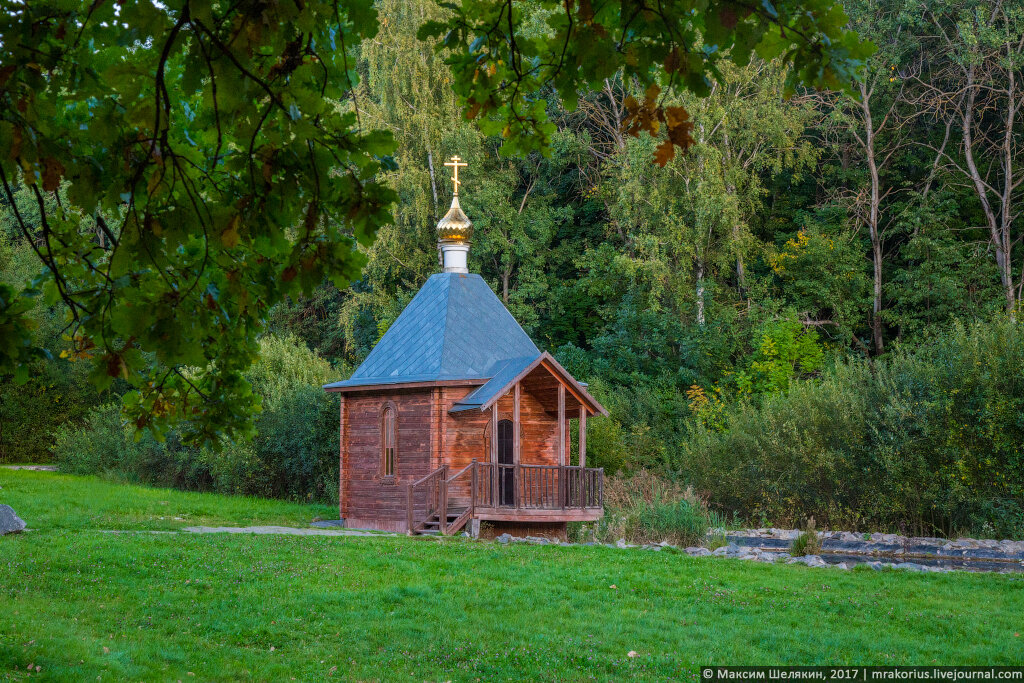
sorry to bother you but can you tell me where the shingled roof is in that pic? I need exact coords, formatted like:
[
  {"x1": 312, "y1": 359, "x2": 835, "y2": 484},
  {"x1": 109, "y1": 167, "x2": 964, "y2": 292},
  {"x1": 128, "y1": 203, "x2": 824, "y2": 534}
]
[{"x1": 323, "y1": 273, "x2": 541, "y2": 390}]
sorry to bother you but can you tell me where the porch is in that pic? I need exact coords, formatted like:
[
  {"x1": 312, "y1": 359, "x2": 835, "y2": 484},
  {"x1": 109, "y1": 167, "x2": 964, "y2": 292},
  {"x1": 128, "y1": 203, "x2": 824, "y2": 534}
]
[{"x1": 407, "y1": 460, "x2": 604, "y2": 535}]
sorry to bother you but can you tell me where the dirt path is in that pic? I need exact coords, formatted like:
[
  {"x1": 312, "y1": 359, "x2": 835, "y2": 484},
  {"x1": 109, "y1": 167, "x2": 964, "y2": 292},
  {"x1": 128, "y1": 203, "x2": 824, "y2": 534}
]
[
  {"x1": 1, "y1": 465, "x2": 58, "y2": 471},
  {"x1": 182, "y1": 525, "x2": 394, "y2": 537}
]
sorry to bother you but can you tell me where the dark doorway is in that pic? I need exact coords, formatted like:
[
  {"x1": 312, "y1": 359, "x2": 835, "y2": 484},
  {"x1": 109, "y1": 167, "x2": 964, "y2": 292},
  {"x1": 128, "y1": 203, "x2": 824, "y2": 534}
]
[{"x1": 497, "y1": 419, "x2": 515, "y2": 506}]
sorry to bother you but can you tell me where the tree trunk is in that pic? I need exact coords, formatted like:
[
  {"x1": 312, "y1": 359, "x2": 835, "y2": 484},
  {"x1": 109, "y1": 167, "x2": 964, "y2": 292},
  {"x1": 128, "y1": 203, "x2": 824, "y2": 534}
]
[
  {"x1": 860, "y1": 82, "x2": 885, "y2": 355},
  {"x1": 695, "y1": 260, "x2": 706, "y2": 326},
  {"x1": 961, "y1": 62, "x2": 1017, "y2": 317},
  {"x1": 427, "y1": 149, "x2": 439, "y2": 213}
]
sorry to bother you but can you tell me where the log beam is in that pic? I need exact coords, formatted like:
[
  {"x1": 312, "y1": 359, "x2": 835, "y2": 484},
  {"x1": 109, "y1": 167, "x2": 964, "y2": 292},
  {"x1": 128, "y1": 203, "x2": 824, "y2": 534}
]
[
  {"x1": 557, "y1": 384, "x2": 565, "y2": 466},
  {"x1": 578, "y1": 405, "x2": 587, "y2": 468}
]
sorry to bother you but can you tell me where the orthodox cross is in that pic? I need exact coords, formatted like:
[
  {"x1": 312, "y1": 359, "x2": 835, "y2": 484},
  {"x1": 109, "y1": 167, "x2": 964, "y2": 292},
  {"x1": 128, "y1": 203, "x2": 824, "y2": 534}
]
[{"x1": 444, "y1": 155, "x2": 468, "y2": 195}]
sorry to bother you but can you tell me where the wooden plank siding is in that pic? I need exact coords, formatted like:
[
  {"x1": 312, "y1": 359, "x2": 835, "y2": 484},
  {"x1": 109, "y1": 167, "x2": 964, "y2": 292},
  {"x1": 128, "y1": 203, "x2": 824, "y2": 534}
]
[
  {"x1": 440, "y1": 384, "x2": 562, "y2": 507},
  {"x1": 342, "y1": 389, "x2": 434, "y2": 530}
]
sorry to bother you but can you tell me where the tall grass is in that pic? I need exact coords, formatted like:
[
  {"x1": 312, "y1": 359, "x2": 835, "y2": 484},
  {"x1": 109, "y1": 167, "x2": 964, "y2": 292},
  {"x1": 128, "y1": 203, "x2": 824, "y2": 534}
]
[{"x1": 589, "y1": 469, "x2": 722, "y2": 546}]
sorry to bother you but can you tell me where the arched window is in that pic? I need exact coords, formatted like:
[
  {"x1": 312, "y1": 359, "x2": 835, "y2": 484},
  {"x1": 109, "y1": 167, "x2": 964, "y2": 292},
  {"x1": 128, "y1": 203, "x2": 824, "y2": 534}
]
[{"x1": 381, "y1": 404, "x2": 397, "y2": 479}]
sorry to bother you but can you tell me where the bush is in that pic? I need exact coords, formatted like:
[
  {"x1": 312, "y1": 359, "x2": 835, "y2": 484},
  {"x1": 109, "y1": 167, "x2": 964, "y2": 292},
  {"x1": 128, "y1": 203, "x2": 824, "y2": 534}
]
[
  {"x1": 679, "y1": 319, "x2": 1024, "y2": 539},
  {"x1": 54, "y1": 335, "x2": 341, "y2": 504}
]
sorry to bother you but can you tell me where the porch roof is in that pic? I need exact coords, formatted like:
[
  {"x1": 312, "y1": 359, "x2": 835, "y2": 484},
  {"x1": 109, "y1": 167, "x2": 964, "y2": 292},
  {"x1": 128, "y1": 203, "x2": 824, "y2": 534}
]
[{"x1": 449, "y1": 351, "x2": 608, "y2": 417}]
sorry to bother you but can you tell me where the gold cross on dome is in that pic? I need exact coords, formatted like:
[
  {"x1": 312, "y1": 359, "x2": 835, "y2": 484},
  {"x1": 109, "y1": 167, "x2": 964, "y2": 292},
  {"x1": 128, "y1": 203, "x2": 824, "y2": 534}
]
[{"x1": 444, "y1": 155, "x2": 468, "y2": 195}]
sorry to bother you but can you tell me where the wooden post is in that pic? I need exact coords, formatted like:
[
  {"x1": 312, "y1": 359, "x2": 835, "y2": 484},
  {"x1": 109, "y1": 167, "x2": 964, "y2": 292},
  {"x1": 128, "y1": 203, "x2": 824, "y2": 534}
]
[
  {"x1": 558, "y1": 463, "x2": 565, "y2": 509},
  {"x1": 490, "y1": 404, "x2": 498, "y2": 506},
  {"x1": 440, "y1": 474, "x2": 449, "y2": 535},
  {"x1": 557, "y1": 384, "x2": 565, "y2": 466},
  {"x1": 513, "y1": 382, "x2": 521, "y2": 508},
  {"x1": 406, "y1": 483, "x2": 414, "y2": 535},
  {"x1": 470, "y1": 459, "x2": 477, "y2": 514},
  {"x1": 338, "y1": 395, "x2": 346, "y2": 521},
  {"x1": 491, "y1": 403, "x2": 499, "y2": 463},
  {"x1": 513, "y1": 383, "x2": 521, "y2": 463},
  {"x1": 579, "y1": 405, "x2": 587, "y2": 468}
]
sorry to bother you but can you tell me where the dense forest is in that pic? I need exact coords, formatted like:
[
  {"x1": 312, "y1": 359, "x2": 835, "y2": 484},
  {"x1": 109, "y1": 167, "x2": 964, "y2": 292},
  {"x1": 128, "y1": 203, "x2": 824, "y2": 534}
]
[{"x1": 2, "y1": 0, "x2": 1022, "y2": 537}]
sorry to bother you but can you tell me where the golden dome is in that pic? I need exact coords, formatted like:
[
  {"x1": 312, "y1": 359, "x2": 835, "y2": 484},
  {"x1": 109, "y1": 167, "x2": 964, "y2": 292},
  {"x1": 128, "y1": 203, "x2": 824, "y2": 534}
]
[{"x1": 436, "y1": 194, "x2": 473, "y2": 243}]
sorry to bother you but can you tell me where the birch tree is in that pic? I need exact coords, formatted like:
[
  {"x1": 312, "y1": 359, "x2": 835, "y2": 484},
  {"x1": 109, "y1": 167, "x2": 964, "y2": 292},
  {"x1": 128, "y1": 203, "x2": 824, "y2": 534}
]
[{"x1": 906, "y1": 0, "x2": 1024, "y2": 316}]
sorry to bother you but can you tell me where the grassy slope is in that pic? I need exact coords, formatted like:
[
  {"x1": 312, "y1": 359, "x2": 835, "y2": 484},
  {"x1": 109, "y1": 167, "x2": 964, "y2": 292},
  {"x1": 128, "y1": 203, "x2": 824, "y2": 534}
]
[
  {"x1": 1, "y1": 471, "x2": 1022, "y2": 681},
  {"x1": 1, "y1": 470, "x2": 336, "y2": 530}
]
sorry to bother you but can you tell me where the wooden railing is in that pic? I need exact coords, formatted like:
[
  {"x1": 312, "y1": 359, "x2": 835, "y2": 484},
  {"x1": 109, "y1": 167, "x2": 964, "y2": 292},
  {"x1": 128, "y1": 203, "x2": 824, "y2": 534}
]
[
  {"x1": 407, "y1": 461, "x2": 604, "y2": 535},
  {"x1": 443, "y1": 463, "x2": 475, "y2": 534},
  {"x1": 473, "y1": 462, "x2": 604, "y2": 510},
  {"x1": 406, "y1": 465, "x2": 447, "y2": 534}
]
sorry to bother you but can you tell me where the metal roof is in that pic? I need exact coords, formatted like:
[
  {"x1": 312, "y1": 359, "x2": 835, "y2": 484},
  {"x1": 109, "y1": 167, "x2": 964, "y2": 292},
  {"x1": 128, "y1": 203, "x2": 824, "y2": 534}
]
[
  {"x1": 323, "y1": 273, "x2": 541, "y2": 390},
  {"x1": 447, "y1": 355, "x2": 538, "y2": 412}
]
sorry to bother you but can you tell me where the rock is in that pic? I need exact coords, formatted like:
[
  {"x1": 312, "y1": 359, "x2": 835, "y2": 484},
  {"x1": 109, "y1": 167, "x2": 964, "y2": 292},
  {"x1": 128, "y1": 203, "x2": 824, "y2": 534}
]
[
  {"x1": 310, "y1": 519, "x2": 346, "y2": 529},
  {"x1": 867, "y1": 561, "x2": 885, "y2": 571},
  {"x1": 718, "y1": 542, "x2": 744, "y2": 557},
  {"x1": 893, "y1": 562, "x2": 926, "y2": 572},
  {"x1": 615, "y1": 538, "x2": 628, "y2": 549},
  {"x1": 0, "y1": 505, "x2": 26, "y2": 535},
  {"x1": 495, "y1": 533, "x2": 512, "y2": 544},
  {"x1": 836, "y1": 563, "x2": 850, "y2": 570},
  {"x1": 711, "y1": 545, "x2": 730, "y2": 557},
  {"x1": 805, "y1": 555, "x2": 828, "y2": 568},
  {"x1": 686, "y1": 547, "x2": 712, "y2": 557},
  {"x1": 523, "y1": 536, "x2": 550, "y2": 545}
]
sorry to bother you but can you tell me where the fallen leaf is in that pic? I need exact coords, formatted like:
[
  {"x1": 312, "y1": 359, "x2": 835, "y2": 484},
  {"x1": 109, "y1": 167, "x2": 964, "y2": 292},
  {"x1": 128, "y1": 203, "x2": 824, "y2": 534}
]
[
  {"x1": 609, "y1": 584, "x2": 617, "y2": 589},
  {"x1": 102, "y1": 647, "x2": 109, "y2": 654},
  {"x1": 628, "y1": 650, "x2": 638, "y2": 658}
]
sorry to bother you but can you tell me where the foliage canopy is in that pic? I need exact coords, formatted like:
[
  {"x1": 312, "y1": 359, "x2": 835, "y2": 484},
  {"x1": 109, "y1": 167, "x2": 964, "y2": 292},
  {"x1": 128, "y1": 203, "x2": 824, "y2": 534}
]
[{"x1": 0, "y1": 0, "x2": 872, "y2": 443}]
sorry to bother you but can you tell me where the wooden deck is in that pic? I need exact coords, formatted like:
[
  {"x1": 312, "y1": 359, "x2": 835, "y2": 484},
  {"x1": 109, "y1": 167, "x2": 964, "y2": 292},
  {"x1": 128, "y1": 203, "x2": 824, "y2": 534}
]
[
  {"x1": 472, "y1": 507, "x2": 604, "y2": 523},
  {"x1": 406, "y1": 461, "x2": 604, "y2": 534}
]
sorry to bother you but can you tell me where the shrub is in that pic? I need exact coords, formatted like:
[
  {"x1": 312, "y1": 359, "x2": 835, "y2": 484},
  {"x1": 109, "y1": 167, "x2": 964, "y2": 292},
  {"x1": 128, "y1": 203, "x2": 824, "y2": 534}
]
[
  {"x1": 54, "y1": 402, "x2": 135, "y2": 475},
  {"x1": 679, "y1": 318, "x2": 1024, "y2": 539},
  {"x1": 54, "y1": 335, "x2": 341, "y2": 504}
]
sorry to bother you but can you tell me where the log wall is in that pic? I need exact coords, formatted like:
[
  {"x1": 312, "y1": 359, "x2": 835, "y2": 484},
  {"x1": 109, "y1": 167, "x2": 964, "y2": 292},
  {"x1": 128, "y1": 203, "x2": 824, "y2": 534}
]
[{"x1": 342, "y1": 388, "x2": 434, "y2": 529}]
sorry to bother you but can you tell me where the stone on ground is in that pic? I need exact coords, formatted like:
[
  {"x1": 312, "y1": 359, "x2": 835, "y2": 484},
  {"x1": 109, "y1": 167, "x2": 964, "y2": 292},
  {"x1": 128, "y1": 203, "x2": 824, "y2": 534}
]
[{"x1": 0, "y1": 504, "x2": 26, "y2": 535}]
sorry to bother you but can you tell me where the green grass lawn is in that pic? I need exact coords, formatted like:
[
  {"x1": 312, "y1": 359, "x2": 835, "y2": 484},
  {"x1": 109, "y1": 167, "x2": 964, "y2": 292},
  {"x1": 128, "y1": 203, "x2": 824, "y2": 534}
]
[
  {"x1": 1, "y1": 470, "x2": 1022, "y2": 681},
  {"x1": 1, "y1": 470, "x2": 336, "y2": 531}
]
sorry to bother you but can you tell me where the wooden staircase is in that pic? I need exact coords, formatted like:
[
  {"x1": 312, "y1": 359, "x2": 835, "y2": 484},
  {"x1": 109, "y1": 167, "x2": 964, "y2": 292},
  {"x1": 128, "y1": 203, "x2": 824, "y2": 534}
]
[
  {"x1": 417, "y1": 505, "x2": 470, "y2": 535},
  {"x1": 406, "y1": 463, "x2": 475, "y2": 536}
]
